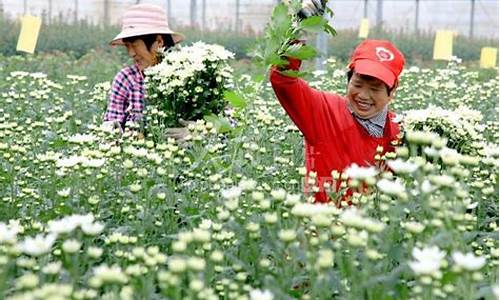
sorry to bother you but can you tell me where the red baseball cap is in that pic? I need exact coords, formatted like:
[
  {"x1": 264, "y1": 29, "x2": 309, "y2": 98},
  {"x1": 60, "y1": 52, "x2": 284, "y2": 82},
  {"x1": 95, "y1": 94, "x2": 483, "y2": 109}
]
[{"x1": 348, "y1": 39, "x2": 405, "y2": 87}]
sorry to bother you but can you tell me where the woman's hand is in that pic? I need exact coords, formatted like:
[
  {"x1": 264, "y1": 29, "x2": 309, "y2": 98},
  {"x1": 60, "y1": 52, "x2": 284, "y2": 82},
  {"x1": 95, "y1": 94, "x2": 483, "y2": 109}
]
[{"x1": 165, "y1": 119, "x2": 195, "y2": 144}]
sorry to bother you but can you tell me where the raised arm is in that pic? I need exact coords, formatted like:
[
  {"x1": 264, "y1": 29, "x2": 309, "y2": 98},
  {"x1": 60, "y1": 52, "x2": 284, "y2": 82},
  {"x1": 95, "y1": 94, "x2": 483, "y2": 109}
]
[{"x1": 270, "y1": 57, "x2": 332, "y2": 144}]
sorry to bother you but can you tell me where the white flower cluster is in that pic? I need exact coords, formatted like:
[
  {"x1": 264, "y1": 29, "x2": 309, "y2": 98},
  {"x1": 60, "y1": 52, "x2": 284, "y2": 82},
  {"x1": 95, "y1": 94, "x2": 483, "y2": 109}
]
[
  {"x1": 408, "y1": 245, "x2": 446, "y2": 276},
  {"x1": 17, "y1": 214, "x2": 104, "y2": 257},
  {"x1": 409, "y1": 246, "x2": 487, "y2": 277},
  {"x1": 144, "y1": 42, "x2": 235, "y2": 127},
  {"x1": 402, "y1": 105, "x2": 484, "y2": 155}
]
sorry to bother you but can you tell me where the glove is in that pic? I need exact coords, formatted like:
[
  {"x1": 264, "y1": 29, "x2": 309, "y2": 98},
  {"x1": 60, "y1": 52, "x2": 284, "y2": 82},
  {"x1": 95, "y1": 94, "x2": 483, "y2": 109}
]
[
  {"x1": 297, "y1": 0, "x2": 327, "y2": 20},
  {"x1": 165, "y1": 119, "x2": 195, "y2": 144},
  {"x1": 165, "y1": 127, "x2": 189, "y2": 142},
  {"x1": 101, "y1": 120, "x2": 123, "y2": 133}
]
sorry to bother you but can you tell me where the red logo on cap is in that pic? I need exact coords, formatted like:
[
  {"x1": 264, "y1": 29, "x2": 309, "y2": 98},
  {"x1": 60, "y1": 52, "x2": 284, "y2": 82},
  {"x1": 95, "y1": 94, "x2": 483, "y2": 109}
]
[{"x1": 376, "y1": 47, "x2": 394, "y2": 62}]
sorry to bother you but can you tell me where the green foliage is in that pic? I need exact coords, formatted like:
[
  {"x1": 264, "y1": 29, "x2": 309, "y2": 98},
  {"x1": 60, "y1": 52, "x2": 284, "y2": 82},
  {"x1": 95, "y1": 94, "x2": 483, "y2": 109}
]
[
  {"x1": 255, "y1": 1, "x2": 336, "y2": 75},
  {"x1": 224, "y1": 90, "x2": 247, "y2": 109},
  {"x1": 203, "y1": 114, "x2": 233, "y2": 133}
]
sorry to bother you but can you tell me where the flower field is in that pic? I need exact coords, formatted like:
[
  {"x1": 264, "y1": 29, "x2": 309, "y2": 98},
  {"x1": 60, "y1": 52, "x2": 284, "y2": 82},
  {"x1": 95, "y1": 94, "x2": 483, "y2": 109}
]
[{"x1": 0, "y1": 53, "x2": 498, "y2": 299}]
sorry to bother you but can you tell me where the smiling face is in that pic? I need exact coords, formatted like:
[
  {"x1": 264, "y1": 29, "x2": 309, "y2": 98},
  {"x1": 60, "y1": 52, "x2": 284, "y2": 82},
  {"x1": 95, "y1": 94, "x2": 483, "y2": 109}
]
[
  {"x1": 347, "y1": 72, "x2": 396, "y2": 119},
  {"x1": 123, "y1": 35, "x2": 164, "y2": 71}
]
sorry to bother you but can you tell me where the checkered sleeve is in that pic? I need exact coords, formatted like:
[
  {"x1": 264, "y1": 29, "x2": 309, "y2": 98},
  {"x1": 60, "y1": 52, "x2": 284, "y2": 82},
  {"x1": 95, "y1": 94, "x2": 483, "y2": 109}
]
[{"x1": 103, "y1": 70, "x2": 130, "y2": 123}]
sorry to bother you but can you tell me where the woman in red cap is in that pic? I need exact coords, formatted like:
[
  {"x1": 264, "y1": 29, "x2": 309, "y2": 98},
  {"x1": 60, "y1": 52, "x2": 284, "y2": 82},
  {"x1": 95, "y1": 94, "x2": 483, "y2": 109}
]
[
  {"x1": 271, "y1": 2, "x2": 406, "y2": 205},
  {"x1": 103, "y1": 4, "x2": 184, "y2": 132}
]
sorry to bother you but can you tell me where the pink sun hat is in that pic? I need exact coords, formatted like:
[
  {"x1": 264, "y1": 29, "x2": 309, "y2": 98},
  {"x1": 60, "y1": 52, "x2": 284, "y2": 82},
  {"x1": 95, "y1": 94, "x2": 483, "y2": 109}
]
[{"x1": 110, "y1": 4, "x2": 184, "y2": 46}]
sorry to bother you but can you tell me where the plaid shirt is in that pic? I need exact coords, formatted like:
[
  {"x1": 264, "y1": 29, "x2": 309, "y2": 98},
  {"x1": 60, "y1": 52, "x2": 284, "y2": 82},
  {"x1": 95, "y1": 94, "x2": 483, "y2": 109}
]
[
  {"x1": 104, "y1": 64, "x2": 145, "y2": 125},
  {"x1": 347, "y1": 104, "x2": 388, "y2": 138}
]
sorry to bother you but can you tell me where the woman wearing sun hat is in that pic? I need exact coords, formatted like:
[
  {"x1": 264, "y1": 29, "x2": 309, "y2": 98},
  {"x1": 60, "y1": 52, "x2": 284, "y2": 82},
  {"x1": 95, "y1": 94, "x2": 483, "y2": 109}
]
[{"x1": 103, "y1": 3, "x2": 184, "y2": 132}]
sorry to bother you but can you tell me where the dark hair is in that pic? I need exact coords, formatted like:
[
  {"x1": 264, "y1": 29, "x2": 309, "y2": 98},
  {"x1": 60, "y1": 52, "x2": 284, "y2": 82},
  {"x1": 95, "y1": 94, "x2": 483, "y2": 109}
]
[
  {"x1": 122, "y1": 34, "x2": 175, "y2": 51},
  {"x1": 347, "y1": 69, "x2": 394, "y2": 95}
]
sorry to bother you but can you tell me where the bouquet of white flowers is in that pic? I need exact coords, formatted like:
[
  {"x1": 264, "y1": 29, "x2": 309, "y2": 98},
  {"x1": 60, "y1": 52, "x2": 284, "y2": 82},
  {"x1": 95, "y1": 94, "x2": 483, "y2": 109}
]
[
  {"x1": 402, "y1": 105, "x2": 485, "y2": 155},
  {"x1": 144, "y1": 42, "x2": 234, "y2": 128}
]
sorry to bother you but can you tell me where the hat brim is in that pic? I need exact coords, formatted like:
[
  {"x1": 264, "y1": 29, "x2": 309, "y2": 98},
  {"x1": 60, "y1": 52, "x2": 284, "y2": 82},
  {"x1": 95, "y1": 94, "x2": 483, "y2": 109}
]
[
  {"x1": 351, "y1": 59, "x2": 396, "y2": 87},
  {"x1": 110, "y1": 28, "x2": 184, "y2": 46}
]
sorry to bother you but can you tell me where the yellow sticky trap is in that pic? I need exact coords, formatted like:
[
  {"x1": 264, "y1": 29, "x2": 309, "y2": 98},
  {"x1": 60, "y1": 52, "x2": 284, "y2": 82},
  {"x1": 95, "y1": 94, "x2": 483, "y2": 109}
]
[
  {"x1": 480, "y1": 47, "x2": 498, "y2": 68},
  {"x1": 16, "y1": 15, "x2": 42, "y2": 54},
  {"x1": 433, "y1": 30, "x2": 454, "y2": 61},
  {"x1": 358, "y1": 18, "x2": 369, "y2": 39}
]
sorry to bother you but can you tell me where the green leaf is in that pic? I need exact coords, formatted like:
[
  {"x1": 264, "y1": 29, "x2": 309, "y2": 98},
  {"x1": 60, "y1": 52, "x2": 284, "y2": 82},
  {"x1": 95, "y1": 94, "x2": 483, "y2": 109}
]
[
  {"x1": 224, "y1": 91, "x2": 247, "y2": 109},
  {"x1": 264, "y1": 52, "x2": 288, "y2": 67},
  {"x1": 253, "y1": 74, "x2": 264, "y2": 82},
  {"x1": 325, "y1": 6, "x2": 335, "y2": 18},
  {"x1": 271, "y1": 3, "x2": 292, "y2": 36},
  {"x1": 280, "y1": 70, "x2": 308, "y2": 78},
  {"x1": 264, "y1": 35, "x2": 282, "y2": 55},
  {"x1": 324, "y1": 23, "x2": 337, "y2": 36},
  {"x1": 272, "y1": 3, "x2": 288, "y2": 22},
  {"x1": 284, "y1": 44, "x2": 317, "y2": 60},
  {"x1": 204, "y1": 114, "x2": 232, "y2": 134},
  {"x1": 299, "y1": 16, "x2": 327, "y2": 33}
]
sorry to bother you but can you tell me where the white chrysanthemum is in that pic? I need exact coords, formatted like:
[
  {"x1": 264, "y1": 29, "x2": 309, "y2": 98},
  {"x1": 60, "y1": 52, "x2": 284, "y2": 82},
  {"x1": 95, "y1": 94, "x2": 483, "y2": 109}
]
[
  {"x1": 316, "y1": 249, "x2": 334, "y2": 269},
  {"x1": 339, "y1": 207, "x2": 385, "y2": 232},
  {"x1": 169, "y1": 257, "x2": 187, "y2": 273},
  {"x1": 0, "y1": 222, "x2": 20, "y2": 243},
  {"x1": 48, "y1": 214, "x2": 95, "y2": 235},
  {"x1": 10, "y1": 71, "x2": 29, "y2": 77},
  {"x1": 62, "y1": 239, "x2": 81, "y2": 253},
  {"x1": 198, "y1": 219, "x2": 212, "y2": 230},
  {"x1": 82, "y1": 158, "x2": 106, "y2": 168},
  {"x1": 339, "y1": 207, "x2": 366, "y2": 228},
  {"x1": 192, "y1": 228, "x2": 211, "y2": 242},
  {"x1": 48, "y1": 218, "x2": 79, "y2": 234},
  {"x1": 221, "y1": 186, "x2": 242, "y2": 200},
  {"x1": 423, "y1": 146, "x2": 439, "y2": 157},
  {"x1": 278, "y1": 229, "x2": 296, "y2": 242},
  {"x1": 82, "y1": 222, "x2": 105, "y2": 235},
  {"x1": 56, "y1": 155, "x2": 83, "y2": 168},
  {"x1": 387, "y1": 159, "x2": 419, "y2": 174},
  {"x1": 187, "y1": 256, "x2": 206, "y2": 271},
  {"x1": 344, "y1": 163, "x2": 378, "y2": 180},
  {"x1": 57, "y1": 188, "x2": 71, "y2": 197},
  {"x1": 402, "y1": 221, "x2": 425, "y2": 234},
  {"x1": 249, "y1": 289, "x2": 274, "y2": 300},
  {"x1": 90, "y1": 264, "x2": 128, "y2": 287},
  {"x1": 403, "y1": 105, "x2": 484, "y2": 155},
  {"x1": 420, "y1": 180, "x2": 434, "y2": 193},
  {"x1": 71, "y1": 214, "x2": 95, "y2": 226},
  {"x1": 408, "y1": 245, "x2": 446, "y2": 275},
  {"x1": 238, "y1": 179, "x2": 257, "y2": 191},
  {"x1": 452, "y1": 251, "x2": 486, "y2": 271},
  {"x1": 429, "y1": 174, "x2": 455, "y2": 187},
  {"x1": 270, "y1": 189, "x2": 287, "y2": 200},
  {"x1": 291, "y1": 203, "x2": 340, "y2": 217},
  {"x1": 404, "y1": 131, "x2": 439, "y2": 145},
  {"x1": 42, "y1": 261, "x2": 62, "y2": 274},
  {"x1": 376, "y1": 178, "x2": 406, "y2": 196},
  {"x1": 439, "y1": 147, "x2": 461, "y2": 165},
  {"x1": 67, "y1": 133, "x2": 96, "y2": 144},
  {"x1": 20, "y1": 234, "x2": 57, "y2": 256}
]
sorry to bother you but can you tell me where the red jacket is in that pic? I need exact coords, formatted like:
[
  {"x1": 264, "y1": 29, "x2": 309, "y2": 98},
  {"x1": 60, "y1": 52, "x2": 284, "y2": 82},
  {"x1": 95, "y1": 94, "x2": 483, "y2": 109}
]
[{"x1": 270, "y1": 60, "x2": 400, "y2": 203}]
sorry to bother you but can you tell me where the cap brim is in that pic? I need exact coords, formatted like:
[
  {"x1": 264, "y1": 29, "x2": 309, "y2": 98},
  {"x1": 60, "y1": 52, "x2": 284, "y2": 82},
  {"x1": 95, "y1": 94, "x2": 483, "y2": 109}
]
[
  {"x1": 110, "y1": 29, "x2": 184, "y2": 46},
  {"x1": 351, "y1": 59, "x2": 396, "y2": 87}
]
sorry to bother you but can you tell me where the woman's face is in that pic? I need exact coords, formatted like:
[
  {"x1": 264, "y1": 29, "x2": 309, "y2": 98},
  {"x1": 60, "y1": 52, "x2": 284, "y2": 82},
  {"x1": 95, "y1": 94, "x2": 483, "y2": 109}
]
[
  {"x1": 124, "y1": 36, "x2": 163, "y2": 71},
  {"x1": 347, "y1": 72, "x2": 395, "y2": 119}
]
